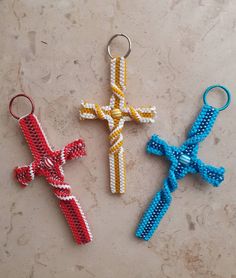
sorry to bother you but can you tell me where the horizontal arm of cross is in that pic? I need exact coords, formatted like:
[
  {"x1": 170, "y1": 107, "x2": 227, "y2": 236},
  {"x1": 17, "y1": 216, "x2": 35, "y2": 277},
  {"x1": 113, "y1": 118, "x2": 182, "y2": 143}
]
[
  {"x1": 15, "y1": 163, "x2": 36, "y2": 186},
  {"x1": 124, "y1": 106, "x2": 156, "y2": 123},
  {"x1": 15, "y1": 139, "x2": 86, "y2": 187},
  {"x1": 146, "y1": 135, "x2": 177, "y2": 161},
  {"x1": 60, "y1": 139, "x2": 86, "y2": 163},
  {"x1": 80, "y1": 101, "x2": 111, "y2": 120},
  {"x1": 190, "y1": 158, "x2": 225, "y2": 186}
]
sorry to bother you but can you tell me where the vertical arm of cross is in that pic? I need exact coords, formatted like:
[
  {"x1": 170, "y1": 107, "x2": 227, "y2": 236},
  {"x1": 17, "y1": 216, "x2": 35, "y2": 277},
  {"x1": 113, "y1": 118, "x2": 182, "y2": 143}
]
[
  {"x1": 46, "y1": 174, "x2": 92, "y2": 245},
  {"x1": 109, "y1": 118, "x2": 126, "y2": 193},
  {"x1": 110, "y1": 57, "x2": 156, "y2": 193},
  {"x1": 109, "y1": 57, "x2": 156, "y2": 193},
  {"x1": 19, "y1": 113, "x2": 53, "y2": 160},
  {"x1": 185, "y1": 104, "x2": 225, "y2": 186},
  {"x1": 41, "y1": 138, "x2": 92, "y2": 245},
  {"x1": 136, "y1": 171, "x2": 177, "y2": 240},
  {"x1": 136, "y1": 135, "x2": 178, "y2": 240},
  {"x1": 14, "y1": 113, "x2": 92, "y2": 244},
  {"x1": 187, "y1": 104, "x2": 219, "y2": 144},
  {"x1": 108, "y1": 57, "x2": 127, "y2": 193},
  {"x1": 15, "y1": 113, "x2": 53, "y2": 186}
]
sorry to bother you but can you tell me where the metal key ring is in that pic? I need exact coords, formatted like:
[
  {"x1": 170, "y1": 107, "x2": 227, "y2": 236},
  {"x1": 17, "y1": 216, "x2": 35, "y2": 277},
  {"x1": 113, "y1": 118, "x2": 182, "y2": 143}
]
[
  {"x1": 107, "y1": 33, "x2": 131, "y2": 59},
  {"x1": 9, "y1": 93, "x2": 35, "y2": 120},
  {"x1": 203, "y1": 85, "x2": 231, "y2": 111}
]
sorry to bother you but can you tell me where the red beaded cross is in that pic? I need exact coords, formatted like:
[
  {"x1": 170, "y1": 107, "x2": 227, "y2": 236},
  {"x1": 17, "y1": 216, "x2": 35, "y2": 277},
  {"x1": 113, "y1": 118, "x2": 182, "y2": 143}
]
[{"x1": 10, "y1": 94, "x2": 92, "y2": 245}]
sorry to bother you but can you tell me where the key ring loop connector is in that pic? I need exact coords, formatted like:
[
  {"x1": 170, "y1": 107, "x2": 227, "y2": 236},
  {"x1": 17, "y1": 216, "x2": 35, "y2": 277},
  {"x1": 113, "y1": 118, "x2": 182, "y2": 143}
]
[
  {"x1": 9, "y1": 93, "x2": 35, "y2": 120},
  {"x1": 107, "y1": 33, "x2": 131, "y2": 59},
  {"x1": 203, "y1": 85, "x2": 231, "y2": 111}
]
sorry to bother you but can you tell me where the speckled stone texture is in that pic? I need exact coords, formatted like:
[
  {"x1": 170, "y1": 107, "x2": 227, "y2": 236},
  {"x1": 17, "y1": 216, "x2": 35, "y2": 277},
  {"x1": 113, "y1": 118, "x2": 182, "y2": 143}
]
[{"x1": 0, "y1": 1, "x2": 236, "y2": 278}]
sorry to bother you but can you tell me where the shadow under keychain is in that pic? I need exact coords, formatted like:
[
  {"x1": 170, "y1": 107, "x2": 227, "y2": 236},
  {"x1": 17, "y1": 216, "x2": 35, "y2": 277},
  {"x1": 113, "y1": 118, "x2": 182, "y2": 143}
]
[
  {"x1": 80, "y1": 34, "x2": 156, "y2": 194},
  {"x1": 9, "y1": 94, "x2": 92, "y2": 244},
  {"x1": 136, "y1": 85, "x2": 231, "y2": 241}
]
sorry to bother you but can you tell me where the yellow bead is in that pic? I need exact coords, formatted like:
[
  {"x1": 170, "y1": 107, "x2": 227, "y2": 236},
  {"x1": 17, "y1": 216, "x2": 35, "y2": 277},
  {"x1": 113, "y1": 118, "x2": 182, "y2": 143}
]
[{"x1": 111, "y1": 108, "x2": 122, "y2": 119}]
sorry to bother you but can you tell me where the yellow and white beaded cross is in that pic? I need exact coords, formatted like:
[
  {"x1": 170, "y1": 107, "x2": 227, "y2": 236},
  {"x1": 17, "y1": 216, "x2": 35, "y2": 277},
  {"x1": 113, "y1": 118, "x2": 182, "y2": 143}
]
[{"x1": 80, "y1": 34, "x2": 156, "y2": 194}]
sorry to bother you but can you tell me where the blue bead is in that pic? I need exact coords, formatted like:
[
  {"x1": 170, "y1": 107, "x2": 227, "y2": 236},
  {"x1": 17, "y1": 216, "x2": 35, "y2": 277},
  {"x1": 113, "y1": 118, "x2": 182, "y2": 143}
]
[{"x1": 179, "y1": 154, "x2": 191, "y2": 165}]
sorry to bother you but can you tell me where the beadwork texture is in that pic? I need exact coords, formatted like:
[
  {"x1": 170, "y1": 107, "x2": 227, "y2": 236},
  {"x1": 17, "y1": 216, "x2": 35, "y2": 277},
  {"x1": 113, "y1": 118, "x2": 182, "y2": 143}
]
[
  {"x1": 80, "y1": 57, "x2": 156, "y2": 194},
  {"x1": 136, "y1": 104, "x2": 225, "y2": 241},
  {"x1": 14, "y1": 113, "x2": 92, "y2": 244}
]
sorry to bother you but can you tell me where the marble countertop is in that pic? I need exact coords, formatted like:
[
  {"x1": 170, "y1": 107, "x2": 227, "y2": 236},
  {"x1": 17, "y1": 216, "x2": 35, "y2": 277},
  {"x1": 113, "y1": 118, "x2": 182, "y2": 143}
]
[{"x1": 0, "y1": 1, "x2": 236, "y2": 277}]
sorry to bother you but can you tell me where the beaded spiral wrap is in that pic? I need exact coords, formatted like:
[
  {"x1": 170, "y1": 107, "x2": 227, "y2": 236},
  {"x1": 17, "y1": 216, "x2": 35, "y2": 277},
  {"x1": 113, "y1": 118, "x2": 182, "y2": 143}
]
[
  {"x1": 14, "y1": 113, "x2": 92, "y2": 244},
  {"x1": 80, "y1": 57, "x2": 156, "y2": 193},
  {"x1": 136, "y1": 104, "x2": 225, "y2": 241}
]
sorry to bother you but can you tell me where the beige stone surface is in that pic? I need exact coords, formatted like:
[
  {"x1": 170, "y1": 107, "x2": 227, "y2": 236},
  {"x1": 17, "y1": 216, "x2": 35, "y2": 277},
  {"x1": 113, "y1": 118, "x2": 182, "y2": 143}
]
[{"x1": 0, "y1": 1, "x2": 236, "y2": 277}]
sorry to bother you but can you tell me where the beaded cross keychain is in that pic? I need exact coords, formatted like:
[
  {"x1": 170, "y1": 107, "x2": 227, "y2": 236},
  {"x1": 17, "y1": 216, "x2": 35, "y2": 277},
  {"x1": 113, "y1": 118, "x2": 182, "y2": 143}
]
[
  {"x1": 80, "y1": 34, "x2": 156, "y2": 194},
  {"x1": 9, "y1": 94, "x2": 92, "y2": 244},
  {"x1": 136, "y1": 85, "x2": 231, "y2": 241}
]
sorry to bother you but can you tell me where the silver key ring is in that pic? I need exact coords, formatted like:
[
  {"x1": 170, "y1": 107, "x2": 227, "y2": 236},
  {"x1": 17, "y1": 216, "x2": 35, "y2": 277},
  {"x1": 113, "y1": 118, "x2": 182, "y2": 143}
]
[{"x1": 107, "y1": 33, "x2": 131, "y2": 59}]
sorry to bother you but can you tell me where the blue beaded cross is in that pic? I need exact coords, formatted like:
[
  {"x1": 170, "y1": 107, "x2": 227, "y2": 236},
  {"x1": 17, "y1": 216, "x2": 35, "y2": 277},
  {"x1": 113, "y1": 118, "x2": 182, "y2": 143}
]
[{"x1": 136, "y1": 85, "x2": 231, "y2": 241}]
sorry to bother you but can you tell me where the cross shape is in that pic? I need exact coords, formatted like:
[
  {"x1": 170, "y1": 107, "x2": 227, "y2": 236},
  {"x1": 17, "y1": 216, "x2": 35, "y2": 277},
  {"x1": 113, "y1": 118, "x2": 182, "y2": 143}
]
[
  {"x1": 14, "y1": 112, "x2": 92, "y2": 244},
  {"x1": 80, "y1": 57, "x2": 156, "y2": 193},
  {"x1": 136, "y1": 104, "x2": 225, "y2": 241}
]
